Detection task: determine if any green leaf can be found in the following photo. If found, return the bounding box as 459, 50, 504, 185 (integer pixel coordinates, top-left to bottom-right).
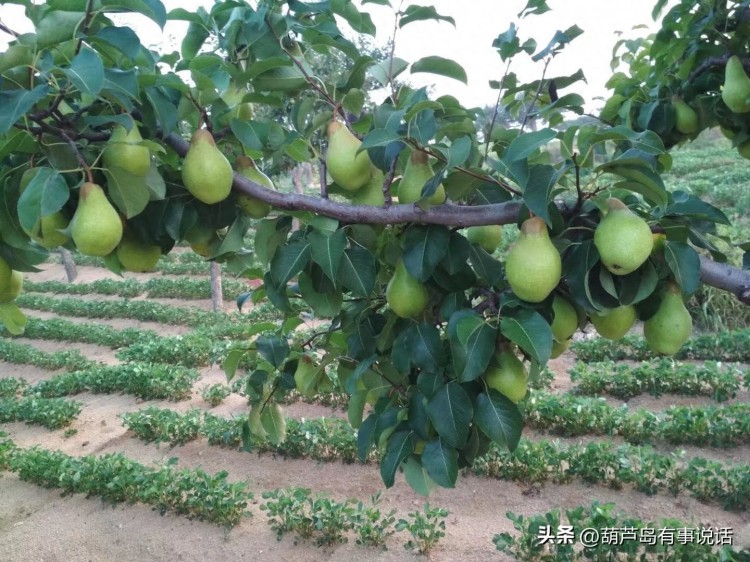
380, 429, 415, 488
449, 312, 496, 383
500, 308, 552, 364
299, 272, 343, 317
16, 168, 69, 233
523, 165, 559, 224
256, 334, 290, 369
502, 128, 556, 163
402, 225, 450, 282
101, 0, 167, 28
93, 26, 141, 60
422, 438, 458, 488
0, 86, 50, 135
403, 456, 436, 496
254, 218, 290, 266
360, 128, 402, 149
330, 0, 376, 35
666, 196, 730, 225
426, 382, 473, 448
104, 166, 150, 218
223, 349, 245, 382
399, 5, 455, 27
532, 25, 583, 61
474, 390, 522, 450
0, 303, 27, 335
409, 322, 444, 374
336, 246, 376, 297
270, 240, 311, 286
369, 57, 409, 87
144, 86, 178, 134
411, 56, 467, 84
664, 241, 700, 296
260, 403, 286, 445
468, 245, 503, 286
308, 229, 347, 283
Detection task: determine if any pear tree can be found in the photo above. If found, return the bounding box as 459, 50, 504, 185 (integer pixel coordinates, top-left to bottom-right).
1, 0, 749, 495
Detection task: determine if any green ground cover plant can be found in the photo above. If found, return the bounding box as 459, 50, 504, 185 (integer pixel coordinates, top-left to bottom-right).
0, 339, 96, 371
0, 396, 81, 429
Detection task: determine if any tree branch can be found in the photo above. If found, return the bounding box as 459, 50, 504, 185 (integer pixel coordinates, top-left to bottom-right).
161, 132, 750, 305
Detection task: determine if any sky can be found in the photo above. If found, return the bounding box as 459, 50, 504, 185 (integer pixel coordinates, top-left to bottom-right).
0, 0, 667, 111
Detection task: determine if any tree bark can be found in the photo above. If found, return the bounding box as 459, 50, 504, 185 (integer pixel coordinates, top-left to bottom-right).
163, 133, 750, 306
210, 261, 224, 313
59, 248, 77, 282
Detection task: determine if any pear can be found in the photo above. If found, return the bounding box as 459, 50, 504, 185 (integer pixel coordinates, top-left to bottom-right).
466, 225, 503, 253
738, 139, 750, 160
590, 305, 637, 340
551, 295, 577, 342
326, 120, 372, 192
644, 283, 692, 355
182, 129, 234, 204
722, 55, 750, 114
594, 199, 653, 276
672, 96, 698, 134
505, 217, 561, 303
351, 168, 385, 206
103, 123, 151, 177
29, 212, 70, 249
550, 338, 570, 359
116, 233, 161, 272
184, 224, 217, 257
236, 156, 274, 219
0, 256, 22, 303
71, 182, 123, 257
386, 259, 429, 319
398, 150, 446, 205
485, 345, 528, 403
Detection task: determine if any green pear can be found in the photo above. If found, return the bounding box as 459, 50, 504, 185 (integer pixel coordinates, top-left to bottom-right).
505, 217, 561, 303
0, 256, 22, 303
182, 129, 234, 204
722, 55, 750, 113
398, 150, 446, 205
0, 43, 34, 74
71, 182, 123, 257
326, 120, 372, 192
465, 225, 503, 253
551, 295, 577, 342
184, 224, 217, 257
103, 123, 151, 177
351, 168, 385, 206
550, 338, 570, 359
590, 305, 637, 340
644, 283, 692, 355
116, 233, 161, 272
30, 212, 70, 249
594, 199, 653, 276
386, 259, 429, 319
485, 345, 528, 403
672, 96, 698, 134
236, 156, 274, 219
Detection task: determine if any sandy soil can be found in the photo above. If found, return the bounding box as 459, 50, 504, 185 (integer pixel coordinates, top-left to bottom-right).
1, 263, 749, 561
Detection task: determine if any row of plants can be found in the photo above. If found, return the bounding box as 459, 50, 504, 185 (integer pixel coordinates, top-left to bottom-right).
8, 317, 156, 349
0, 338, 95, 372
0, 377, 25, 398
493, 501, 744, 561
52, 250, 213, 274
121, 408, 750, 511
24, 363, 200, 402
571, 330, 750, 363
25, 277, 253, 301
0, 396, 81, 429
527, 391, 750, 447
16, 293, 214, 328
569, 359, 749, 401
261, 488, 448, 553
0, 439, 251, 528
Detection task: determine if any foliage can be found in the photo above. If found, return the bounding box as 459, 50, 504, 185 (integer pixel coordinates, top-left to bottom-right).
1, 0, 749, 494
122, 407, 203, 447
201, 383, 231, 407
4, 444, 251, 528
25, 362, 199, 401
0, 377, 26, 398
395, 504, 449, 555
493, 501, 743, 561
0, 338, 95, 371
0, 396, 81, 429
4, 317, 155, 349
569, 359, 747, 401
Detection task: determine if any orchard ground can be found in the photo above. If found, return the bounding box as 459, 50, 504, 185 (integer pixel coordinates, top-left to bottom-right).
0, 256, 749, 561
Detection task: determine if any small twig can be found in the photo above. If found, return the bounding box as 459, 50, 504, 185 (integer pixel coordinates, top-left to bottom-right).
683, 54, 732, 88
387, 0, 405, 102
75, 0, 96, 56
572, 152, 583, 214
520, 57, 551, 132
383, 154, 399, 207
0, 21, 20, 37
260, 378, 281, 412
483, 59, 513, 160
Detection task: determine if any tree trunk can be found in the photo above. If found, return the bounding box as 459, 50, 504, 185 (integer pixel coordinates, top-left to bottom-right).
59, 248, 77, 282
210, 261, 224, 313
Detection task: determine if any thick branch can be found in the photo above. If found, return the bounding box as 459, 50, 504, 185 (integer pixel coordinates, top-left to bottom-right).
162, 132, 750, 304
